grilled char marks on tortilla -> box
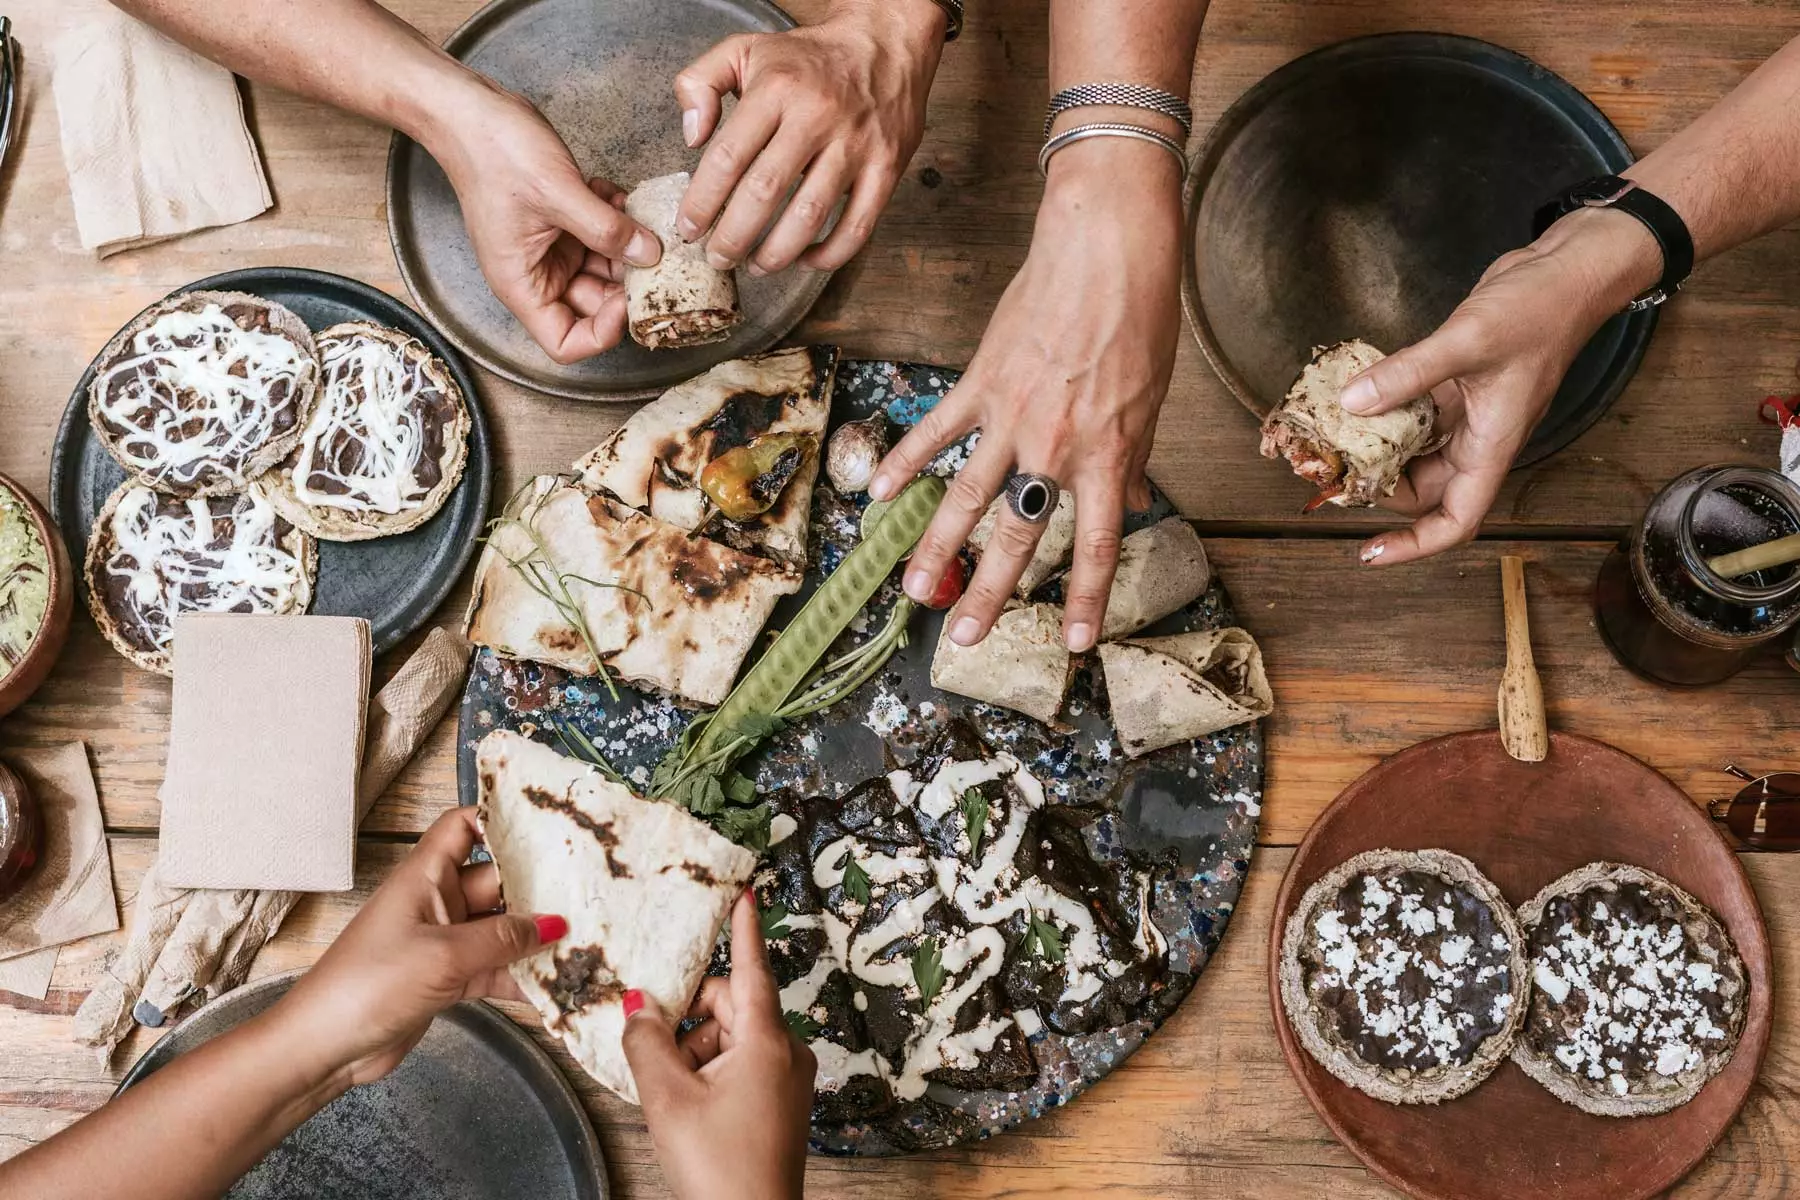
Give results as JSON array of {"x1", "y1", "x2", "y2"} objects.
[
  {"x1": 89, "y1": 291, "x2": 319, "y2": 496},
  {"x1": 747, "y1": 720, "x2": 1170, "y2": 1130},
  {"x1": 522, "y1": 783, "x2": 629, "y2": 878},
  {"x1": 545, "y1": 944, "x2": 622, "y2": 1025}
]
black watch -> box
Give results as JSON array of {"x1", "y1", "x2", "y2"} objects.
[{"x1": 1532, "y1": 175, "x2": 1694, "y2": 312}]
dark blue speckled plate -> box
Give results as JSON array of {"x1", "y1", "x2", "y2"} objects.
[{"x1": 453, "y1": 361, "x2": 1261, "y2": 1154}]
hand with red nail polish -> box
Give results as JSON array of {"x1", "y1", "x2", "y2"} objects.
[
  {"x1": 621, "y1": 892, "x2": 813, "y2": 1200},
  {"x1": 275, "y1": 807, "x2": 564, "y2": 1090}
]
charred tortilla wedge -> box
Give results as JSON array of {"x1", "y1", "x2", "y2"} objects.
[
  {"x1": 1260, "y1": 340, "x2": 1441, "y2": 508},
  {"x1": 476, "y1": 730, "x2": 757, "y2": 1105}
]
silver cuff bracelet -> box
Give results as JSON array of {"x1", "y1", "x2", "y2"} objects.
[
  {"x1": 1044, "y1": 82, "x2": 1193, "y2": 140},
  {"x1": 1037, "y1": 122, "x2": 1189, "y2": 181}
]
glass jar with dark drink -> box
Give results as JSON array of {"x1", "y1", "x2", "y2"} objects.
[{"x1": 1595, "y1": 465, "x2": 1800, "y2": 686}]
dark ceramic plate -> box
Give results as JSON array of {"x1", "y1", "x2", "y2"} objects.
[
  {"x1": 453, "y1": 360, "x2": 1263, "y2": 1154},
  {"x1": 49, "y1": 268, "x2": 493, "y2": 659},
  {"x1": 117, "y1": 972, "x2": 607, "y2": 1200},
  {"x1": 1184, "y1": 32, "x2": 1657, "y2": 467},
  {"x1": 386, "y1": 0, "x2": 833, "y2": 402}
]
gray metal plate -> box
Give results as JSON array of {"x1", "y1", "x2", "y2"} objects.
[
  {"x1": 49, "y1": 268, "x2": 493, "y2": 658},
  {"x1": 116, "y1": 972, "x2": 607, "y2": 1200},
  {"x1": 386, "y1": 0, "x2": 832, "y2": 401}
]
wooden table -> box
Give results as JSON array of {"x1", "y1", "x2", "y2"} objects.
[{"x1": 2, "y1": 0, "x2": 1796, "y2": 1194}]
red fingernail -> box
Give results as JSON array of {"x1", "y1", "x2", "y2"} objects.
[
  {"x1": 622, "y1": 988, "x2": 645, "y2": 1018},
  {"x1": 534, "y1": 914, "x2": 569, "y2": 943}
]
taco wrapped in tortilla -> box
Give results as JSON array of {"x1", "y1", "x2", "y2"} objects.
[
  {"x1": 476, "y1": 730, "x2": 757, "y2": 1105},
  {"x1": 1259, "y1": 339, "x2": 1440, "y2": 509},
  {"x1": 624, "y1": 172, "x2": 742, "y2": 350},
  {"x1": 1099, "y1": 628, "x2": 1272, "y2": 756},
  {"x1": 1100, "y1": 517, "x2": 1211, "y2": 641},
  {"x1": 966, "y1": 489, "x2": 1077, "y2": 599},
  {"x1": 929, "y1": 602, "x2": 1072, "y2": 725}
]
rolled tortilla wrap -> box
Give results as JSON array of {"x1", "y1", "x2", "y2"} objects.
[
  {"x1": 966, "y1": 490, "x2": 1077, "y2": 599},
  {"x1": 1100, "y1": 628, "x2": 1273, "y2": 757},
  {"x1": 1101, "y1": 517, "x2": 1211, "y2": 640},
  {"x1": 930, "y1": 603, "x2": 1072, "y2": 725},
  {"x1": 624, "y1": 172, "x2": 742, "y2": 350}
]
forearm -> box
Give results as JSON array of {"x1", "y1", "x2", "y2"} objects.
[
  {"x1": 108, "y1": 0, "x2": 487, "y2": 154},
  {"x1": 0, "y1": 1006, "x2": 346, "y2": 1200}
]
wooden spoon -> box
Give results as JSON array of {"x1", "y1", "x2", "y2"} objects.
[
  {"x1": 1498, "y1": 555, "x2": 1548, "y2": 763},
  {"x1": 1706, "y1": 531, "x2": 1800, "y2": 580}
]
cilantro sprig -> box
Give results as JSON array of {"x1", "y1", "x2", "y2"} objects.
[
  {"x1": 959, "y1": 787, "x2": 990, "y2": 860},
  {"x1": 1024, "y1": 906, "x2": 1066, "y2": 964},
  {"x1": 840, "y1": 853, "x2": 872, "y2": 905},
  {"x1": 912, "y1": 936, "x2": 945, "y2": 1010}
]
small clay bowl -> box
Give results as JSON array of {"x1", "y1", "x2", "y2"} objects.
[
  {"x1": 0, "y1": 759, "x2": 41, "y2": 900},
  {"x1": 0, "y1": 471, "x2": 73, "y2": 720}
]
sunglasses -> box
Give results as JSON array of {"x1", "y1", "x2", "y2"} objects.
[{"x1": 1709, "y1": 766, "x2": 1800, "y2": 851}]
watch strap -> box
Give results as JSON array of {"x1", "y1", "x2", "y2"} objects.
[{"x1": 1533, "y1": 176, "x2": 1694, "y2": 309}]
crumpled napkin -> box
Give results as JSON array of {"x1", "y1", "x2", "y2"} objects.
[
  {"x1": 73, "y1": 629, "x2": 470, "y2": 1063},
  {"x1": 51, "y1": 7, "x2": 271, "y2": 256}
]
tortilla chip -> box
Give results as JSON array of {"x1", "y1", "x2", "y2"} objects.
[
  {"x1": 1100, "y1": 628, "x2": 1272, "y2": 756},
  {"x1": 929, "y1": 603, "x2": 1072, "y2": 725}
]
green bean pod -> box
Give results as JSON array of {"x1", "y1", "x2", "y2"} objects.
[{"x1": 690, "y1": 475, "x2": 946, "y2": 764}]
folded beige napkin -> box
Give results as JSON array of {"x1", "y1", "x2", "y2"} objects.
[
  {"x1": 0, "y1": 743, "x2": 121, "y2": 999},
  {"x1": 0, "y1": 946, "x2": 61, "y2": 1001},
  {"x1": 52, "y1": 8, "x2": 272, "y2": 256},
  {"x1": 159, "y1": 615, "x2": 371, "y2": 892},
  {"x1": 75, "y1": 628, "x2": 470, "y2": 1061}
]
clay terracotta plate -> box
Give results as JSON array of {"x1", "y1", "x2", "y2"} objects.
[{"x1": 1269, "y1": 731, "x2": 1772, "y2": 1200}]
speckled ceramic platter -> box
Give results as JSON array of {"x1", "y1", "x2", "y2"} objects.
[
  {"x1": 386, "y1": 0, "x2": 833, "y2": 401},
  {"x1": 117, "y1": 972, "x2": 607, "y2": 1199},
  {"x1": 454, "y1": 360, "x2": 1262, "y2": 1154}
]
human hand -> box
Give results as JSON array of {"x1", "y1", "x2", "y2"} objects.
[
  {"x1": 424, "y1": 76, "x2": 662, "y2": 363},
  {"x1": 623, "y1": 891, "x2": 814, "y2": 1200},
  {"x1": 673, "y1": 0, "x2": 946, "y2": 277},
  {"x1": 273, "y1": 807, "x2": 564, "y2": 1089},
  {"x1": 1339, "y1": 208, "x2": 1664, "y2": 566},
  {"x1": 867, "y1": 140, "x2": 1184, "y2": 652}
]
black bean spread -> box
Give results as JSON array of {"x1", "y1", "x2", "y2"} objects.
[
  {"x1": 1302, "y1": 869, "x2": 1515, "y2": 1071},
  {"x1": 1524, "y1": 880, "x2": 1740, "y2": 1096}
]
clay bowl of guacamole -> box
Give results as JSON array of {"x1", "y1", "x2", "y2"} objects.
[{"x1": 0, "y1": 473, "x2": 73, "y2": 720}]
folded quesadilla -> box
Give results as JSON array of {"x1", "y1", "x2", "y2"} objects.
[
  {"x1": 624, "y1": 171, "x2": 742, "y2": 350},
  {"x1": 574, "y1": 347, "x2": 837, "y2": 570},
  {"x1": 1259, "y1": 340, "x2": 1441, "y2": 508},
  {"x1": 476, "y1": 730, "x2": 757, "y2": 1105},
  {"x1": 1099, "y1": 628, "x2": 1272, "y2": 757},
  {"x1": 1100, "y1": 517, "x2": 1211, "y2": 641},
  {"x1": 929, "y1": 603, "x2": 1072, "y2": 725},
  {"x1": 464, "y1": 476, "x2": 800, "y2": 706},
  {"x1": 966, "y1": 489, "x2": 1076, "y2": 599}
]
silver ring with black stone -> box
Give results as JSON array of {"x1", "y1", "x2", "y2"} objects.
[{"x1": 1004, "y1": 473, "x2": 1061, "y2": 524}]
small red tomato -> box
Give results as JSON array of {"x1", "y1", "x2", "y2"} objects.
[{"x1": 926, "y1": 557, "x2": 967, "y2": 609}]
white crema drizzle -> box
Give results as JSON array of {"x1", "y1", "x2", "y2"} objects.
[
  {"x1": 95, "y1": 304, "x2": 315, "y2": 487},
  {"x1": 292, "y1": 333, "x2": 443, "y2": 513},
  {"x1": 781, "y1": 754, "x2": 1162, "y2": 1101},
  {"x1": 103, "y1": 486, "x2": 309, "y2": 648}
]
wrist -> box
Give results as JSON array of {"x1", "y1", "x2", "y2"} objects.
[
  {"x1": 1042, "y1": 137, "x2": 1184, "y2": 225},
  {"x1": 407, "y1": 67, "x2": 519, "y2": 175},
  {"x1": 1532, "y1": 205, "x2": 1667, "y2": 321},
  {"x1": 244, "y1": 1004, "x2": 357, "y2": 1112},
  {"x1": 828, "y1": 0, "x2": 948, "y2": 55}
]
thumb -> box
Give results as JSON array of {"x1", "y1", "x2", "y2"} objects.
[
  {"x1": 674, "y1": 34, "x2": 748, "y2": 148},
  {"x1": 440, "y1": 911, "x2": 546, "y2": 977},
  {"x1": 1339, "y1": 329, "x2": 1475, "y2": 416},
  {"x1": 621, "y1": 991, "x2": 698, "y2": 1108},
  {"x1": 543, "y1": 175, "x2": 662, "y2": 268}
]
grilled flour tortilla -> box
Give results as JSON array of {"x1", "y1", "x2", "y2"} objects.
[
  {"x1": 1259, "y1": 340, "x2": 1440, "y2": 508},
  {"x1": 1513, "y1": 863, "x2": 1747, "y2": 1116},
  {"x1": 89, "y1": 291, "x2": 319, "y2": 497},
  {"x1": 258, "y1": 322, "x2": 470, "y2": 540},
  {"x1": 1280, "y1": 848, "x2": 1529, "y2": 1105},
  {"x1": 1099, "y1": 628, "x2": 1272, "y2": 757},
  {"x1": 966, "y1": 490, "x2": 1076, "y2": 599},
  {"x1": 464, "y1": 476, "x2": 800, "y2": 706},
  {"x1": 574, "y1": 346, "x2": 836, "y2": 570},
  {"x1": 754, "y1": 720, "x2": 1168, "y2": 1129},
  {"x1": 1100, "y1": 517, "x2": 1212, "y2": 641},
  {"x1": 84, "y1": 481, "x2": 316, "y2": 675},
  {"x1": 624, "y1": 172, "x2": 742, "y2": 350},
  {"x1": 930, "y1": 603, "x2": 1072, "y2": 725},
  {"x1": 477, "y1": 730, "x2": 757, "y2": 1105}
]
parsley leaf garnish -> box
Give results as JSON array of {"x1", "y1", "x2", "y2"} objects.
[
  {"x1": 959, "y1": 787, "x2": 989, "y2": 859},
  {"x1": 839, "y1": 854, "x2": 872, "y2": 905},
  {"x1": 1024, "y1": 907, "x2": 1066, "y2": 964},
  {"x1": 912, "y1": 936, "x2": 945, "y2": 1009},
  {"x1": 760, "y1": 900, "x2": 791, "y2": 940},
  {"x1": 783, "y1": 1010, "x2": 823, "y2": 1040}
]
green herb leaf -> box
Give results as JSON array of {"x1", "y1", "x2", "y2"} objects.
[
  {"x1": 715, "y1": 803, "x2": 772, "y2": 853},
  {"x1": 1025, "y1": 907, "x2": 1066, "y2": 964},
  {"x1": 959, "y1": 787, "x2": 989, "y2": 860},
  {"x1": 912, "y1": 936, "x2": 945, "y2": 1009},
  {"x1": 841, "y1": 855, "x2": 872, "y2": 905},
  {"x1": 784, "y1": 1010, "x2": 824, "y2": 1041},
  {"x1": 552, "y1": 717, "x2": 626, "y2": 785},
  {"x1": 724, "y1": 771, "x2": 758, "y2": 805},
  {"x1": 760, "y1": 900, "x2": 791, "y2": 940}
]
